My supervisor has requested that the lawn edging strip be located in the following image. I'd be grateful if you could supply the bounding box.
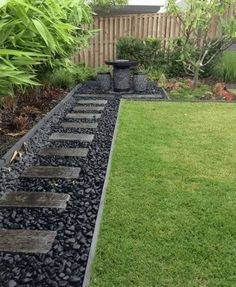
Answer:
[0,84,81,170]
[82,101,123,287]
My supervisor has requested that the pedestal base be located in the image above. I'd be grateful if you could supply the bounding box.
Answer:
[113,68,131,92]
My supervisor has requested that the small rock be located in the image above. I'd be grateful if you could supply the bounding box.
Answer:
[69,276,81,283]
[8,280,17,287]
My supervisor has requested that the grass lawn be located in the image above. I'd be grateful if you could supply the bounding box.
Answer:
[90,101,236,287]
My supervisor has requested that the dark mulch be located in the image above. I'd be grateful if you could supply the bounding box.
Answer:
[0,87,66,158]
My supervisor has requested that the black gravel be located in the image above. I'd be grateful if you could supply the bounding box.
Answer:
[77,80,166,98]
[0,79,166,287]
[0,87,120,286]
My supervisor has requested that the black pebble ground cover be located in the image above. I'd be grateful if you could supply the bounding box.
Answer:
[90,101,236,287]
[0,88,120,286]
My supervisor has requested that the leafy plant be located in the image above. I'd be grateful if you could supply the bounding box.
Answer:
[158,74,167,88]
[14,115,29,131]
[96,66,112,74]
[0,0,94,96]
[73,64,96,82]
[166,38,191,77]
[212,51,236,83]
[91,0,127,11]
[45,63,96,89]
[0,96,17,112]
[168,0,236,89]
[116,37,165,70]
[19,106,41,117]
[169,81,212,99]
[47,69,76,89]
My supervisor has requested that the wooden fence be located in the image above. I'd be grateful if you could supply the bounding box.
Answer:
[74,10,234,68]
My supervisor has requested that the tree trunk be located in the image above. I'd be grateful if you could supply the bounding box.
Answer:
[193,65,200,90]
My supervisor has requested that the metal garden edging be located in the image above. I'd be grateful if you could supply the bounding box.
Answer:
[0,84,82,170]
[82,100,123,287]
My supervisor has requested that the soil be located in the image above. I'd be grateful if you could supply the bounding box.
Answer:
[0,86,67,158]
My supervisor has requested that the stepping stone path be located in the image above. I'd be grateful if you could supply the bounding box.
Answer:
[39,147,88,157]
[75,94,114,99]
[0,96,108,258]
[66,113,101,120]
[22,166,81,179]
[73,106,104,112]
[49,133,94,142]
[0,229,57,253]
[0,192,70,208]
[61,122,98,129]
[77,100,107,105]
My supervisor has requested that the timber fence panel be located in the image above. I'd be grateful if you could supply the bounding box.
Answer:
[75,9,234,68]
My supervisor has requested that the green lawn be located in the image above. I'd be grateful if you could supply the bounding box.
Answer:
[90,101,236,287]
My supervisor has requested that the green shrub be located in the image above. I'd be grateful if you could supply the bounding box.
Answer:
[166,37,228,79]
[45,63,96,89]
[73,64,96,82]
[0,0,93,96]
[212,51,236,83]
[95,66,112,74]
[116,37,165,70]
[169,82,211,99]
[47,69,76,89]
[147,68,166,81]
[116,36,228,80]
[166,38,188,77]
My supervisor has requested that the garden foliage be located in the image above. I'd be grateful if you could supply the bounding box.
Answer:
[0,0,94,96]
[116,36,228,80]
[91,0,127,11]
[117,37,165,71]
[168,0,236,89]
[45,63,96,89]
[213,51,236,83]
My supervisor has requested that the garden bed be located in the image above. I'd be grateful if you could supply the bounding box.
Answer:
[0,87,66,158]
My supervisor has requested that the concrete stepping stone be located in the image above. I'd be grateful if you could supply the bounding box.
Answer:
[122,94,164,99]
[77,100,107,105]
[49,133,94,142]
[0,229,56,253]
[61,122,98,129]
[39,147,88,157]
[21,166,81,179]
[0,192,70,209]
[73,106,104,112]
[76,94,114,99]
[66,113,101,120]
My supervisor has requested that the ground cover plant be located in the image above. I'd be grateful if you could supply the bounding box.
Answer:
[90,101,236,287]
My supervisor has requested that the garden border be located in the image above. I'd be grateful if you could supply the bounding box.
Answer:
[122,98,236,103]
[82,101,122,287]
[0,84,82,170]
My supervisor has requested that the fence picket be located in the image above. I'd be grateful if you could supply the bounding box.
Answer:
[75,11,233,68]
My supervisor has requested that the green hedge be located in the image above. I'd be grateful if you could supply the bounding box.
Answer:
[116,37,165,70]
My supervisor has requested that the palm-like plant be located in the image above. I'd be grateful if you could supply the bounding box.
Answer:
[0,0,94,96]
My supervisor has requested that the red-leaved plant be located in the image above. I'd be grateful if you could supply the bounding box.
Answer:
[14,115,29,131]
